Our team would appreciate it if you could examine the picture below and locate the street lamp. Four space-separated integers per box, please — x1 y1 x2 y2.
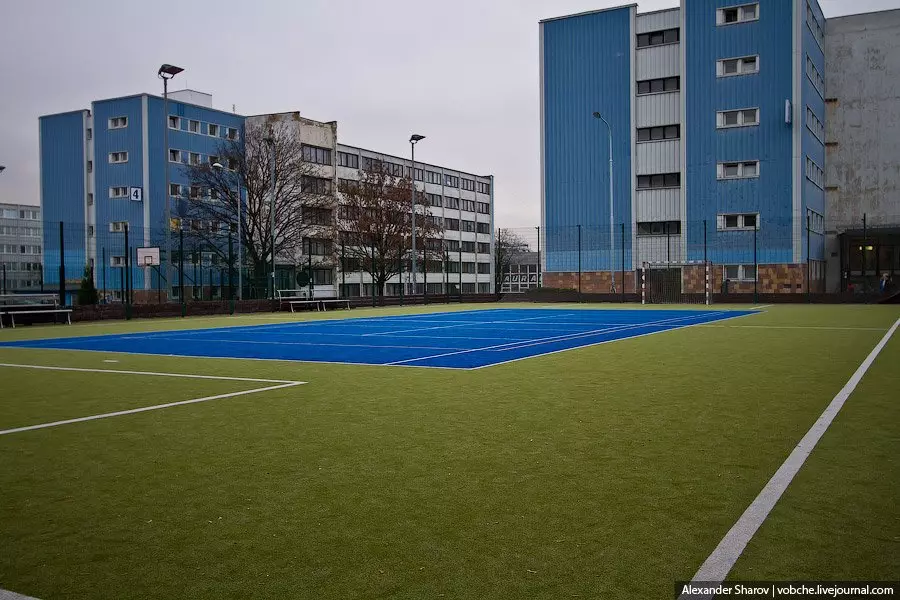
592 111 616 294
213 162 243 300
409 134 425 295
159 63 183 301
264 136 276 299
0 165 6 174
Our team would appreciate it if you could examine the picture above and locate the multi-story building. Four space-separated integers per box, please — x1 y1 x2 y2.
824 9 900 292
540 0 827 294
40 99 495 301
0 203 43 294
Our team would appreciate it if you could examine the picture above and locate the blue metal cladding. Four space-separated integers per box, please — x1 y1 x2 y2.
39 111 87 287
685 0 796 265
802 0 826 261
92 97 145 232
542 7 633 272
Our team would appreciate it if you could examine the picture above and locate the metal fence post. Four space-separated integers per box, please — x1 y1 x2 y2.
458 245 463 303
124 224 132 320
229 231 235 315
423 249 428 304
753 225 758 304
58 222 65 305
536 226 542 289
399 250 404 306
807 213 811 302
371 237 377 308
577 224 582 299
620 222 625 302
341 236 346 299
179 229 185 317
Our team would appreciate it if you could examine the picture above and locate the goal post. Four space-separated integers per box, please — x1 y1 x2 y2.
641 260 711 305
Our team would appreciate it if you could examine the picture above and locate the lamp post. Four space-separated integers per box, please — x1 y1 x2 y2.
592 111 616 293
409 134 425 295
264 136 276 299
159 64 183 302
213 162 242 300
0 165 6 174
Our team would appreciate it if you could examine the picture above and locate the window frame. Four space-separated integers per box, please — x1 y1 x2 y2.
717 160 760 180
636 124 680 143
636 76 680 96
717 3 759 26
109 187 129 199
717 55 759 78
718 213 761 231
636 27 679 49
108 151 129 164
636 172 681 190
717 108 759 129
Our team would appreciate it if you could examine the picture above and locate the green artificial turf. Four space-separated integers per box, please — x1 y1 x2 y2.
0 303 897 599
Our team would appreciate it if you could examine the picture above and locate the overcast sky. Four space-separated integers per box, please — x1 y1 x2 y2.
1 0 896 226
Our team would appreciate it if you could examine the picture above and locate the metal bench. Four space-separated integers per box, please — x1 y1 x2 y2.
3 308 73 328
318 299 351 311
288 300 322 313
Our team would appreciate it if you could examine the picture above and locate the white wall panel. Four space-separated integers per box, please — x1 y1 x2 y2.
636 234 683 264
636 44 680 80
635 140 681 174
635 9 680 33
636 92 681 128
634 189 681 222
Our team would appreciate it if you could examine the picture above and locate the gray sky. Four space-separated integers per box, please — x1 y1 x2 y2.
1 0 897 226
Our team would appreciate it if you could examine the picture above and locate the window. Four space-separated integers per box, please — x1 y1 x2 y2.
806 56 825 98
337 151 359 168
169 183 181 196
636 173 680 189
718 213 759 230
445 197 460 210
189 152 200 166
227 158 238 171
189 120 200 133
413 168 423 181
301 176 334 195
86 128 92 140
209 189 219 201
110 256 126 267
636 221 681 236
109 221 128 232
717 161 760 179
425 193 442 207
168 116 180 130
477 181 491 194
304 238 333 256
717 108 759 128
637 124 680 142
110 187 128 198
445 218 460 231
302 208 333 226
462 262 476 274
207 123 219 137
169 149 181 163
807 2 825 49
637 28 679 48
461 220 476 233
462 241 476 252
87 160 93 173
189 186 201 199
806 107 825 143
478 242 491 254
426 170 442 184
718 3 758 25
302 144 332 165
87 193 94 206
717 55 758 77
807 209 825 234
208 155 220 166
636 76 680 95
108 116 128 129
723 265 756 281
108 151 128 164
477 201 490 214
476 222 490 234
444 174 459 188
445 239 460 252
461 200 476 212
461 178 476 191
227 127 239 141
312 269 333 286
806 156 825 189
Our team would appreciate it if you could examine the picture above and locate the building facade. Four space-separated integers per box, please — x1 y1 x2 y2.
0 204 43 294
540 0 827 294
824 9 900 292
41 99 496 302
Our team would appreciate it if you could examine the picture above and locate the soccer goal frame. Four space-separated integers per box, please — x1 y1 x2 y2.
641 260 712 305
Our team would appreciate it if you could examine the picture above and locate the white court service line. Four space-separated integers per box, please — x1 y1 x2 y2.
0 382 304 436
679 316 900 600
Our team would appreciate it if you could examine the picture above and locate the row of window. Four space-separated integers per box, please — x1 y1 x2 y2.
326 151 492 194
806 55 825 98
303 144 332 165
443 218 492 234
717 108 759 128
718 213 758 230
717 55 758 77
423 194 490 214
717 3 758 25
168 116 239 141
109 151 128 164
0 226 40 237
806 106 824 144
807 1 825 50
637 173 680 190
637 76 679 96
637 28 679 49
636 221 680 236
443 240 492 253
2 208 40 220
0 262 42 271
807 209 825 234
637 124 680 142
716 161 759 180
1 244 42 254
806 156 825 189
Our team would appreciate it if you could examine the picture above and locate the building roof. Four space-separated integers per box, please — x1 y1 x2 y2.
539 3 637 24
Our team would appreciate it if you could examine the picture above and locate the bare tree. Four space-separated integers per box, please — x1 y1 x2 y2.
494 228 528 294
179 117 335 294
337 164 443 296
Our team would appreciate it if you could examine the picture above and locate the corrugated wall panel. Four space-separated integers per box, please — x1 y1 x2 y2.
636 92 681 128
635 189 682 221
636 44 680 79
636 234 684 264
541 7 634 272
636 140 681 174
636 9 680 33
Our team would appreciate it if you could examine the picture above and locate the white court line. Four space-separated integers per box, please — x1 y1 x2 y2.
0 382 304 436
679 316 900 600
0 588 39 600
363 312 566 336
136 335 468 352
0 363 299 384
697 324 888 331
387 312 724 366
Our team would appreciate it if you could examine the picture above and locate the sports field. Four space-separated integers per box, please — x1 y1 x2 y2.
0 302 897 599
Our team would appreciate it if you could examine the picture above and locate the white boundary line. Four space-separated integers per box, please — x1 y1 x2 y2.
0 382 304 436
0 363 298 384
0 588 39 600
679 316 900 600
697 325 888 331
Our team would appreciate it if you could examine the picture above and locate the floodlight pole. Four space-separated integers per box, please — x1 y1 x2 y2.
214 161 243 301
409 134 425 295
159 64 183 303
265 137 276 299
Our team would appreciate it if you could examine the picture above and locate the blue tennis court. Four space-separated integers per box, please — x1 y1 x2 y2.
0 308 756 369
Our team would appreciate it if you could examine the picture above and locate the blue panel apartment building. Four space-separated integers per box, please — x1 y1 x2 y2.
540 0 827 294
40 91 244 301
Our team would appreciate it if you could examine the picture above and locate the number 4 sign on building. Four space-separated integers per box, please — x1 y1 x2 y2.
129 187 143 202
